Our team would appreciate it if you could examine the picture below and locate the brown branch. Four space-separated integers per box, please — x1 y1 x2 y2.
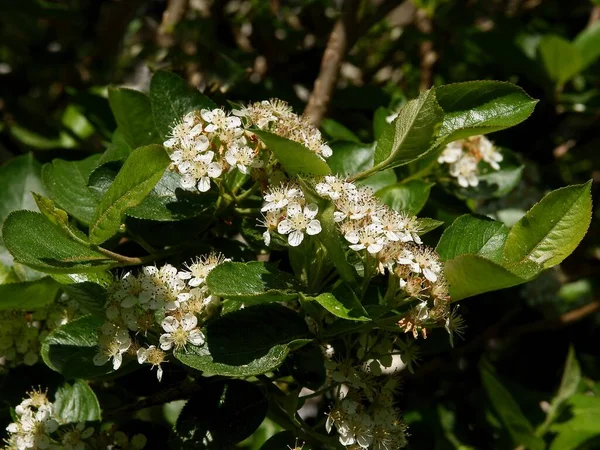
588 5 600 27
415 9 436 91
157 0 189 48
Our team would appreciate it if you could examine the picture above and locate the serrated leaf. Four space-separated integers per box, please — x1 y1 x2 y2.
436 214 509 262
150 70 217 139
416 217 444 235
480 360 546 450
573 23 600 70
3 211 115 273
373 89 444 171
375 180 434 215
174 379 267 449
503 182 592 269
539 35 583 86
54 379 101 423
205 261 302 304
253 130 331 176
42 315 113 378
309 284 369 321
176 303 311 377
89 144 170 244
435 81 538 145
108 88 160 148
42 154 101 225
0 277 59 310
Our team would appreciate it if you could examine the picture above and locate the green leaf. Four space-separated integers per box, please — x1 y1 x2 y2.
321 118 361 143
550 395 600 450
573 23 600 70
539 35 583 86
3 211 115 273
108 88 160 148
32 193 84 239
174 379 267 448
0 277 59 310
285 342 326 390
435 81 538 145
373 89 444 171
436 214 509 262
308 284 370 321
205 261 302 304
480 360 546 450
54 379 101 423
62 282 107 317
373 107 392 140
327 141 375 176
253 130 331 176
503 182 592 270
89 144 170 244
176 303 311 377
98 128 132 165
126 170 217 221
149 70 217 140
444 254 532 301
375 180 434 215
416 217 444 235
42 315 113 378
42 154 101 225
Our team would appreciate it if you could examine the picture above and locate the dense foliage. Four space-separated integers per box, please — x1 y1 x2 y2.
0 1 599 449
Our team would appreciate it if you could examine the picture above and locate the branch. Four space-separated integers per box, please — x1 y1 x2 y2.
157 0 189 48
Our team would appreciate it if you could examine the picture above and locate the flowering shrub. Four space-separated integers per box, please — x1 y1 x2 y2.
0 70 593 449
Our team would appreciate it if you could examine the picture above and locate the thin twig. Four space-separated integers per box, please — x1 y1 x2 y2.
157 0 189 48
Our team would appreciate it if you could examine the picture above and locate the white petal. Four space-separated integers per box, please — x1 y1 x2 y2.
93 353 109 366
286 202 302 216
157 366 163 382
306 220 321 235
188 329 205 346
423 268 438 282
263 231 271 246
162 316 179 333
181 175 196 189
277 219 292 234
120 296 137 308
288 230 304 247
181 314 198 331
304 203 319 219
367 243 383 254
159 334 174 351
207 162 222 178
112 353 122 370
345 231 359 244
195 135 210 151
197 177 211 192
349 244 365 251
137 348 148 364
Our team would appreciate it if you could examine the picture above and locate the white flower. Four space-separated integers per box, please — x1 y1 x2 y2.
179 253 230 287
201 108 241 133
137 345 166 382
319 144 333 158
93 327 131 370
438 140 464 164
277 202 322 247
449 154 479 188
261 185 303 212
163 113 203 149
180 151 223 192
159 314 205 351
315 175 356 201
345 223 386 254
397 248 442 282
225 143 259 174
479 135 503 170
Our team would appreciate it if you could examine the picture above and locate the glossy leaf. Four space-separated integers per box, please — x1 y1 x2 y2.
0 277 59 310
41 315 114 378
373 89 444 171
309 283 369 321
416 217 444 235
435 81 537 145
375 180 434 215
480 360 545 450
539 35 582 86
205 261 302 304
108 88 160 148
89 144 170 244
54 379 101 423
174 379 267 448
3 211 115 273
436 214 509 262
503 182 592 269
149 70 217 139
176 303 311 377
253 130 331 176
62 282 107 317
42 154 101 225
327 141 375 176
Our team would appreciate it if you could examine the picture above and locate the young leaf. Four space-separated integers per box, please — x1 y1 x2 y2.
54 379 101 423
416 217 444 235
435 81 537 145
108 88 160 148
3 211 115 273
42 154 101 225
176 303 311 377
539 35 583 86
308 289 370 322
149 70 217 139
503 182 592 269
373 89 444 171
41 315 113 378
252 130 331 176
205 261 302 304
480 360 546 450
0 277 59 310
89 144 170 244
174 380 267 448
436 214 509 262
375 180 434 215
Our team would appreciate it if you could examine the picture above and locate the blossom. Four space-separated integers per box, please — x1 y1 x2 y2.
449 154 479 188
438 140 463 164
261 184 302 212
180 151 223 192
159 314 205 351
316 175 356 201
179 253 230 287
225 142 260 174
137 345 166 382
345 224 386 254
478 135 503 170
93 325 131 370
201 108 242 133
277 202 322 247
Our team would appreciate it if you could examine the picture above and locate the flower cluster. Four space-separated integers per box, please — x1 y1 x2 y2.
326 361 408 450
260 183 322 247
438 135 503 188
234 99 332 159
94 253 228 381
4 388 147 450
314 175 460 341
0 293 80 371
164 108 262 192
